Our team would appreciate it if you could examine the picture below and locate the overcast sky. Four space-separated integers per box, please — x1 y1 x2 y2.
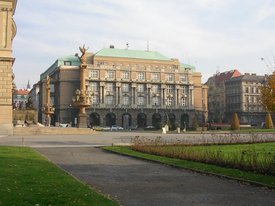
13 0 275 89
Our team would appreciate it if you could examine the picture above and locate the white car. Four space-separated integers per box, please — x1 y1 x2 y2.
111 125 124 130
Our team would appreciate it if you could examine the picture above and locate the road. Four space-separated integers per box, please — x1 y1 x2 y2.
36 147 275 206
1 131 275 148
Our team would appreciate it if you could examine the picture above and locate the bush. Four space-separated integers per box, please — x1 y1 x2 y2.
265 112 274 129
231 112 240 130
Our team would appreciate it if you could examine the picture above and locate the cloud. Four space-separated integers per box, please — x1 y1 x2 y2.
12 0 275 87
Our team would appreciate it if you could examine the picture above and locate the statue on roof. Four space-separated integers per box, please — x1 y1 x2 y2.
79 44 89 64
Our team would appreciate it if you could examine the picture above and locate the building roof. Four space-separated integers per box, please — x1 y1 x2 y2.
212 69 241 83
95 48 171 61
179 63 196 72
14 89 29 95
227 73 266 83
40 55 80 80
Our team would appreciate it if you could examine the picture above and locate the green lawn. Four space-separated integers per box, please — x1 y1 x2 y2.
103 145 275 188
0 146 118 206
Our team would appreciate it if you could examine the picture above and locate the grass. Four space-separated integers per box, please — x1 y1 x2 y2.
103 146 275 188
0 146 118 206
131 142 275 175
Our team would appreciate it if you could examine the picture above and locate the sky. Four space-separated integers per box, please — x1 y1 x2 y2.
13 0 275 89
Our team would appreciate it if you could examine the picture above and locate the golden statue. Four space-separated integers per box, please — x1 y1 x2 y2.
79 44 89 64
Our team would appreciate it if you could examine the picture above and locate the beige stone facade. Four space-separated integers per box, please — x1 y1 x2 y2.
0 0 17 135
38 47 208 129
225 73 268 125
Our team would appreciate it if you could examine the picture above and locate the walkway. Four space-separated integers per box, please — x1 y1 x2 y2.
36 147 275 206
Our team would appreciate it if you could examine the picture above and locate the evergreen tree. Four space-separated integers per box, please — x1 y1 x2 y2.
265 112 274 129
231 112 240 130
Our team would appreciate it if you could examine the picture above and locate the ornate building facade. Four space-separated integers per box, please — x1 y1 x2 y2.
0 0 17 134
38 46 208 129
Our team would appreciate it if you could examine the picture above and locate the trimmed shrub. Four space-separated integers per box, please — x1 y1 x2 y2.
231 112 240 130
265 112 274 129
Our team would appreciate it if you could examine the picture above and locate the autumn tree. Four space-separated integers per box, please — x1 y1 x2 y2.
261 73 275 113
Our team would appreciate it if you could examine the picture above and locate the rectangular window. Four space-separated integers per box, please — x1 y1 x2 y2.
152 97 159 105
122 71 130 79
64 61 72 66
106 83 114 92
167 74 174 81
106 70 115 79
151 73 159 81
167 97 173 106
138 72 145 81
137 84 145 92
106 96 114 105
90 82 99 92
138 96 145 105
122 96 130 105
152 84 160 93
180 75 187 82
122 83 130 92
167 85 173 93
91 70 99 78
92 96 99 104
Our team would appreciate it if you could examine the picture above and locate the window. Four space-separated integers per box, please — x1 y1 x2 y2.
152 73 159 81
106 70 115 79
152 97 159 105
90 82 99 92
167 74 174 81
245 87 249 93
180 97 186 106
106 96 114 105
122 96 130 105
137 84 145 92
138 72 145 81
91 70 98 78
138 96 145 105
152 84 160 93
64 61 72 66
180 75 187 82
167 97 173 106
122 84 130 92
122 71 130 79
106 83 114 92
167 85 173 93
92 96 99 104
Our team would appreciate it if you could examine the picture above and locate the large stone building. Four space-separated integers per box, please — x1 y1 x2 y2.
225 73 267 125
206 69 241 122
0 0 17 135
38 46 208 129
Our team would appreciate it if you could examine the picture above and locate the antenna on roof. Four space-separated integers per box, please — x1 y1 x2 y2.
126 43 129 50
146 41 150 52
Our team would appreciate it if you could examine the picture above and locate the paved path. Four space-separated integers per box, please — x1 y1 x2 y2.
1 131 275 148
36 147 275 206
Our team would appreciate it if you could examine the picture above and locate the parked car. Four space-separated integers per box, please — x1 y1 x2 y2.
92 126 104 131
111 125 124 130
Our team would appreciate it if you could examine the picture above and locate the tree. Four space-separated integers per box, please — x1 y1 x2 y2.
265 112 274 129
261 73 275 113
231 112 240 130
